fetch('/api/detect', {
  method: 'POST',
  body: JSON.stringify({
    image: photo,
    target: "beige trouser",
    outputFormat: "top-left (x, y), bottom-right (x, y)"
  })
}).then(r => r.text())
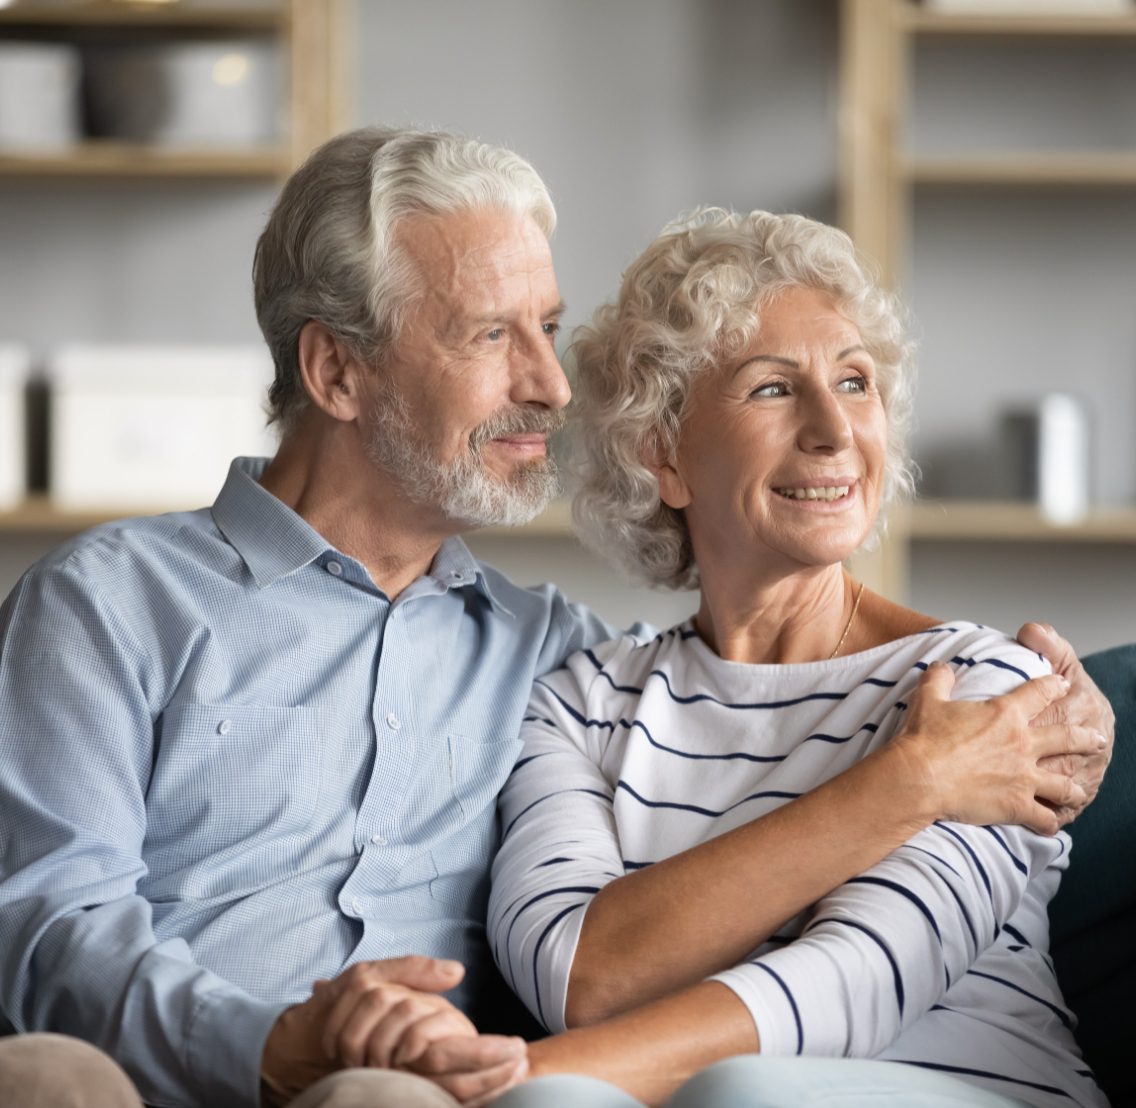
top-left (0, 1033), bottom-right (460, 1107)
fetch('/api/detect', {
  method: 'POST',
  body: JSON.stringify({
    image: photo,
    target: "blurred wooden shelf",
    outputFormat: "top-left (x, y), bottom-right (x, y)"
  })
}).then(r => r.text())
top-left (902, 7), bottom-right (1136, 38)
top-left (0, 3), bottom-right (284, 31)
top-left (906, 152), bottom-right (1136, 187)
top-left (908, 500), bottom-right (1136, 542)
top-left (0, 142), bottom-right (289, 178)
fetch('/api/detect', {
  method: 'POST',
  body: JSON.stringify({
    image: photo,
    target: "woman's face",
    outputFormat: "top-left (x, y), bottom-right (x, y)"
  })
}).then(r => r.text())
top-left (656, 285), bottom-right (888, 577)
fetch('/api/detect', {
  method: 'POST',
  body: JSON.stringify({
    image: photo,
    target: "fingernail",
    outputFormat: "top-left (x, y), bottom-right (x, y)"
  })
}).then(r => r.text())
top-left (1095, 732), bottom-right (1108, 749)
top-left (435, 958), bottom-right (463, 974)
top-left (1057, 675), bottom-right (1070, 689)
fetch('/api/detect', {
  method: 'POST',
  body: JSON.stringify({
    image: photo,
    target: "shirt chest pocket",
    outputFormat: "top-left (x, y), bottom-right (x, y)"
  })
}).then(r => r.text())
top-left (145, 702), bottom-right (324, 865)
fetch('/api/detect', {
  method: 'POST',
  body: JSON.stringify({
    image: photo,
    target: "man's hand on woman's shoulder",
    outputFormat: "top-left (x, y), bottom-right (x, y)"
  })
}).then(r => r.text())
top-left (1016, 621), bottom-right (1115, 826)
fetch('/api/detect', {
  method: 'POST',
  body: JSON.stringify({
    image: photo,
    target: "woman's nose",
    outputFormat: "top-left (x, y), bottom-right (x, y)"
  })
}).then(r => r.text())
top-left (797, 389), bottom-right (853, 453)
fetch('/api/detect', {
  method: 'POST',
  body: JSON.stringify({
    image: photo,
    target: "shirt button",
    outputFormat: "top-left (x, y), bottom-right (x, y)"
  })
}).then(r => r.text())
top-left (217, 719), bottom-right (232, 735)
top-left (386, 712), bottom-right (401, 730)
top-left (351, 897), bottom-right (364, 915)
top-left (370, 833), bottom-right (387, 846)
top-left (327, 560), bottom-right (343, 577)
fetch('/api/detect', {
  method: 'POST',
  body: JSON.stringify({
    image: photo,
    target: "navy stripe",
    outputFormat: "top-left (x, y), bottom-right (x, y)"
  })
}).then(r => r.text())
top-left (967, 969), bottom-right (1074, 1030)
top-left (983, 826), bottom-right (1029, 876)
top-left (937, 823), bottom-right (993, 903)
top-left (751, 962), bottom-right (804, 1054)
top-left (809, 916), bottom-right (904, 1017)
top-left (630, 718), bottom-right (786, 763)
top-left (622, 859), bottom-right (652, 870)
top-left (1001, 922), bottom-right (1031, 947)
top-left (897, 843), bottom-right (979, 951)
top-left (649, 668), bottom-right (849, 710)
top-left (503, 787), bottom-right (610, 839)
top-left (532, 902), bottom-right (586, 1029)
top-left (535, 856), bottom-right (573, 867)
top-left (981, 656), bottom-right (1034, 682)
top-left (848, 876), bottom-right (943, 945)
top-left (616, 778), bottom-right (799, 817)
top-left (803, 722), bottom-right (879, 746)
top-left (503, 884), bottom-right (600, 990)
top-left (586, 651), bottom-right (646, 694)
top-left (891, 1060), bottom-right (1072, 1099)
top-left (902, 844), bottom-right (963, 880)
top-left (510, 752), bottom-right (549, 773)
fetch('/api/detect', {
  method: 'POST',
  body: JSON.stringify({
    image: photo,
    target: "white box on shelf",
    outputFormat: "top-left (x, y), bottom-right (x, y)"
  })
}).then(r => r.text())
top-left (47, 345), bottom-right (277, 511)
top-left (0, 345), bottom-right (28, 511)
top-left (0, 43), bottom-right (80, 152)
top-left (83, 40), bottom-right (282, 148)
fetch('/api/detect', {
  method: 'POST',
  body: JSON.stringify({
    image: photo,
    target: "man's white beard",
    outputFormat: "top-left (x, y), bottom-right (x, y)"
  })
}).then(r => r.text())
top-left (365, 384), bottom-right (562, 527)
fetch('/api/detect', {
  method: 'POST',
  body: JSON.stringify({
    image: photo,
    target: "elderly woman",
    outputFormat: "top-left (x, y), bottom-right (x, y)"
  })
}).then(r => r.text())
top-left (487, 210), bottom-right (1107, 1108)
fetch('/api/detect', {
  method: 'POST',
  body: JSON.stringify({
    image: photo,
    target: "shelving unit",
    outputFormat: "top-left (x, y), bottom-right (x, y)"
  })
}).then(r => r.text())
top-left (0, 1), bottom-right (346, 176)
top-left (0, 0), bottom-right (347, 534)
top-left (838, 0), bottom-right (1136, 600)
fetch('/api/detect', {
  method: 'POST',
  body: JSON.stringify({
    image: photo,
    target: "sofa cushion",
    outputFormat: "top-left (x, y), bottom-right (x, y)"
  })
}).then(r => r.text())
top-left (1049, 642), bottom-right (1136, 1108)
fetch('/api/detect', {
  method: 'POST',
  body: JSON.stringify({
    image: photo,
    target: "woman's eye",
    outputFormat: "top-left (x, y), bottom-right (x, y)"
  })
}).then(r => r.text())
top-left (751, 381), bottom-right (788, 398)
top-left (838, 375), bottom-right (867, 393)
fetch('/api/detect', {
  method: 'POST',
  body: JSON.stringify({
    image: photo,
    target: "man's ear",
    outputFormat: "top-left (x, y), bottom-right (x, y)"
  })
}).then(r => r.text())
top-left (297, 320), bottom-right (367, 422)
top-left (643, 436), bottom-right (691, 511)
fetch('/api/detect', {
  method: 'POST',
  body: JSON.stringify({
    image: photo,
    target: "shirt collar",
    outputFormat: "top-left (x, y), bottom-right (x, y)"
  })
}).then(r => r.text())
top-left (212, 457), bottom-right (331, 588)
top-left (212, 457), bottom-right (513, 615)
top-left (429, 535), bottom-right (515, 617)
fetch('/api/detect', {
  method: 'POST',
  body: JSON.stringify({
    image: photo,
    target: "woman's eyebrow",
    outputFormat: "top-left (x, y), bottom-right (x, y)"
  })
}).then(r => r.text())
top-left (732, 344), bottom-right (868, 378)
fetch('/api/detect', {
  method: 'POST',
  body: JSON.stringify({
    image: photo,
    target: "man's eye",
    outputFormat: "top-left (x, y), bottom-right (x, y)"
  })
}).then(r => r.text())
top-left (485, 328), bottom-right (504, 342)
top-left (542, 321), bottom-right (561, 338)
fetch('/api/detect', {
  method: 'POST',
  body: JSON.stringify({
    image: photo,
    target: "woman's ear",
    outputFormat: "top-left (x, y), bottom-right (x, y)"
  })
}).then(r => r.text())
top-left (297, 321), bottom-right (367, 422)
top-left (643, 436), bottom-right (691, 511)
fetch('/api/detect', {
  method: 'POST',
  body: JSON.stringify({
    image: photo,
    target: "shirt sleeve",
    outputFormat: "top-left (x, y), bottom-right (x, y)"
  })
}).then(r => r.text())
top-left (487, 646), bottom-right (628, 1033)
top-left (712, 640), bottom-right (1070, 1058)
top-left (0, 562), bottom-right (285, 1108)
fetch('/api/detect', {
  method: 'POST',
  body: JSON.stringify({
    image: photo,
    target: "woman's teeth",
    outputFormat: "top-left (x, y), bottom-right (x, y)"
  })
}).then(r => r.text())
top-left (775, 486), bottom-right (850, 501)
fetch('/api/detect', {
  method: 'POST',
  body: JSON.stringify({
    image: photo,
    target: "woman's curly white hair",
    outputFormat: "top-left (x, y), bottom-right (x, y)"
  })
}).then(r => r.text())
top-left (570, 207), bottom-right (916, 591)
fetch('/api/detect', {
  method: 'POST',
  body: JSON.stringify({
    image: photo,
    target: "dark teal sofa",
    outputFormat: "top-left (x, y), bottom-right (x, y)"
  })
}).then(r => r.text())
top-left (1050, 643), bottom-right (1136, 1108)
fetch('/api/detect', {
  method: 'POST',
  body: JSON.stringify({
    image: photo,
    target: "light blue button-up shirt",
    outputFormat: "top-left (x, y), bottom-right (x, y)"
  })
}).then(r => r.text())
top-left (0, 458), bottom-right (617, 1108)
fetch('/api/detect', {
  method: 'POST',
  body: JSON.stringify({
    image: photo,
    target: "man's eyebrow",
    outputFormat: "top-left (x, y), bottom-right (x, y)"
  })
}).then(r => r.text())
top-left (732, 344), bottom-right (868, 377)
top-left (447, 300), bottom-right (568, 335)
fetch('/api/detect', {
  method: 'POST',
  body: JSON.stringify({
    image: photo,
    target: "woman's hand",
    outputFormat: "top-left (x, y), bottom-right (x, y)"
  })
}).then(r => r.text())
top-left (890, 662), bottom-right (1107, 836)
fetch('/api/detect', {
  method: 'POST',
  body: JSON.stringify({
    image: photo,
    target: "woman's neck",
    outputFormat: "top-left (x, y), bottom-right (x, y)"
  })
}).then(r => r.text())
top-left (694, 565), bottom-right (857, 665)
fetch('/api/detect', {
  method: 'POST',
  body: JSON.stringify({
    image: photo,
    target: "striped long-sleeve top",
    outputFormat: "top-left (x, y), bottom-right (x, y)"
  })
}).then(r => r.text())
top-left (488, 621), bottom-right (1107, 1108)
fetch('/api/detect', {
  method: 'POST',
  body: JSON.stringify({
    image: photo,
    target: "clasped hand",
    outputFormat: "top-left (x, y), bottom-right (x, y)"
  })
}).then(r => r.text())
top-left (261, 955), bottom-right (528, 1107)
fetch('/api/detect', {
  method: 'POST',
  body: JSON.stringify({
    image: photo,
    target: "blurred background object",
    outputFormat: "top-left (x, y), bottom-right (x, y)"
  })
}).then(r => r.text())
top-left (0, 0), bottom-right (1133, 649)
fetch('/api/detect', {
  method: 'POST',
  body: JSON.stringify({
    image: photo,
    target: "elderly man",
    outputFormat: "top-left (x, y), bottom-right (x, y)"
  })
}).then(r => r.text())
top-left (0, 128), bottom-right (1113, 1108)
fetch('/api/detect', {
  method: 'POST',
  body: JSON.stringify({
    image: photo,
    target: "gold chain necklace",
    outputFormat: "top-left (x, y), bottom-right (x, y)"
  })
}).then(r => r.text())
top-left (828, 581), bottom-right (865, 660)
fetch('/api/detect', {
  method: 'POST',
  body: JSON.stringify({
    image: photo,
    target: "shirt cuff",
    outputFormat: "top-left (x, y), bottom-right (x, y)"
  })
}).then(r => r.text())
top-left (711, 960), bottom-right (803, 1057)
top-left (187, 986), bottom-right (289, 1107)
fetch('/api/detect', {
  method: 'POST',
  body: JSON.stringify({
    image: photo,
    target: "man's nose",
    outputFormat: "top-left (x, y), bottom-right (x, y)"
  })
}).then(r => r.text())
top-left (512, 333), bottom-right (572, 411)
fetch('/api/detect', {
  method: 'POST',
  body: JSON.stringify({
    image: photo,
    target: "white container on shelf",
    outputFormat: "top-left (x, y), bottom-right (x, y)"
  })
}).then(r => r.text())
top-left (83, 40), bottom-right (282, 148)
top-left (0, 345), bottom-right (28, 511)
top-left (47, 345), bottom-right (277, 511)
top-left (0, 42), bottom-right (80, 152)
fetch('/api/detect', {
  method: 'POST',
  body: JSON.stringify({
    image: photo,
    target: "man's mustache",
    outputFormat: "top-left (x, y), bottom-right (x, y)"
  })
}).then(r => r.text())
top-left (469, 406), bottom-right (566, 452)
